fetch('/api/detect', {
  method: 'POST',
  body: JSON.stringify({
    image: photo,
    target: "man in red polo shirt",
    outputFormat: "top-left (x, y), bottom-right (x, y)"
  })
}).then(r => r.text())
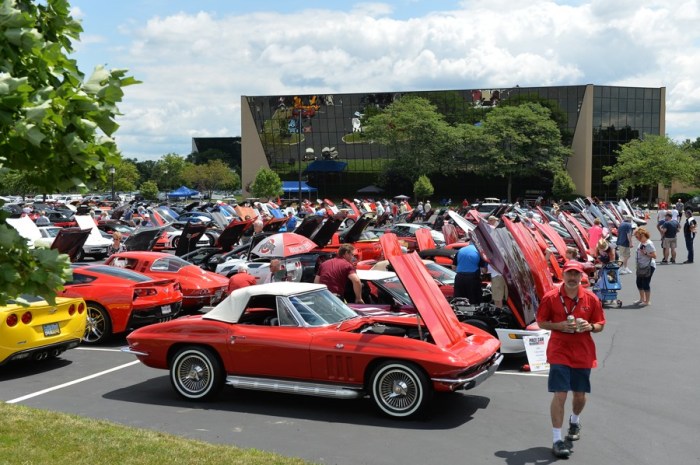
top-left (314, 244), bottom-right (364, 303)
top-left (537, 260), bottom-right (606, 459)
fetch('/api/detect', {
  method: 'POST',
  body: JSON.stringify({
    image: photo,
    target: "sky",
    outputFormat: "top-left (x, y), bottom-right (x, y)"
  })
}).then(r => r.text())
top-left (67, 0), bottom-right (700, 161)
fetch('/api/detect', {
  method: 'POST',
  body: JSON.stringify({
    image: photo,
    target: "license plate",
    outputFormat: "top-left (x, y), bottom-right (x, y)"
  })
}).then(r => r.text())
top-left (161, 305), bottom-right (171, 315)
top-left (43, 323), bottom-right (60, 337)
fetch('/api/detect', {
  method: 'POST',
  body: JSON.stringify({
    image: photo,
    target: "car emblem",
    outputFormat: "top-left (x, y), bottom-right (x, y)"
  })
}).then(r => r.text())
top-left (48, 307), bottom-right (57, 314)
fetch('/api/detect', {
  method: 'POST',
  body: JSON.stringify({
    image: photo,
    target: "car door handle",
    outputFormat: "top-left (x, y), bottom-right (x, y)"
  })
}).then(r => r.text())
top-left (229, 335), bottom-right (245, 343)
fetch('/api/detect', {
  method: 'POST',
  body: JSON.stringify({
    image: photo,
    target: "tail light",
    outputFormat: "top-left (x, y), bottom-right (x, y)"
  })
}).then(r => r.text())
top-left (69, 304), bottom-right (76, 315)
top-left (134, 288), bottom-right (157, 300)
top-left (21, 311), bottom-right (32, 324)
top-left (6, 314), bottom-right (18, 327)
top-left (78, 302), bottom-right (85, 314)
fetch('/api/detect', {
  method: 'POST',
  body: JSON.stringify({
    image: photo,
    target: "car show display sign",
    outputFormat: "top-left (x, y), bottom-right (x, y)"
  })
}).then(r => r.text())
top-left (523, 333), bottom-right (550, 372)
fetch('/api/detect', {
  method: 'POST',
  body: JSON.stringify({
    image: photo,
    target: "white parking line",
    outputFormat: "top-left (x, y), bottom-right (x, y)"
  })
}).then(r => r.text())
top-left (6, 360), bottom-right (140, 404)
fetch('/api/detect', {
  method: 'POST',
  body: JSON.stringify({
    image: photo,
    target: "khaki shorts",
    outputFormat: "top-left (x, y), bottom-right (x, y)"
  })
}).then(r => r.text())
top-left (490, 275), bottom-right (508, 304)
top-left (662, 237), bottom-right (677, 249)
top-left (619, 246), bottom-right (631, 259)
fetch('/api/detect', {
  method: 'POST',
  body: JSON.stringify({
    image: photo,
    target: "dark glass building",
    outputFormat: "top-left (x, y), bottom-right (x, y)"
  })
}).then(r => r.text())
top-left (241, 85), bottom-right (665, 200)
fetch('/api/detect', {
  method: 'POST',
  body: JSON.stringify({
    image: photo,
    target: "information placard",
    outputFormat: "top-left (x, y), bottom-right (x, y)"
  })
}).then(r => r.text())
top-left (523, 333), bottom-right (550, 372)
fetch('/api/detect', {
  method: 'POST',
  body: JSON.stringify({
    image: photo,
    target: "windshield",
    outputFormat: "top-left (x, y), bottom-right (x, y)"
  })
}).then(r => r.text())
top-left (425, 262), bottom-right (456, 285)
top-left (150, 256), bottom-right (191, 272)
top-left (376, 276), bottom-right (411, 304)
top-left (288, 289), bottom-right (358, 326)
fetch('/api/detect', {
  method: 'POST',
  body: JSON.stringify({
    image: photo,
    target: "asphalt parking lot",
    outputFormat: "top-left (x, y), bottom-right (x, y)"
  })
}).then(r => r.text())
top-left (2, 229), bottom-right (699, 465)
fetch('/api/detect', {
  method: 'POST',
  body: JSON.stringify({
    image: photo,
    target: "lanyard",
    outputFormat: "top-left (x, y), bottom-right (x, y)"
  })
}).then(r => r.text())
top-left (559, 293), bottom-right (578, 315)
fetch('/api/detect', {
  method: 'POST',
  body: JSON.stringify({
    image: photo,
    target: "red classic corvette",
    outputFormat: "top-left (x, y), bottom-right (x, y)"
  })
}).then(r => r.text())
top-left (59, 265), bottom-right (184, 343)
top-left (123, 250), bottom-right (502, 419)
top-left (105, 252), bottom-right (229, 312)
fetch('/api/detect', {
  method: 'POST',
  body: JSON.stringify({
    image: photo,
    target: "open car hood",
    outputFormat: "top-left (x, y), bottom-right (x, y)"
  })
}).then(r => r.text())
top-left (51, 228), bottom-right (91, 261)
top-left (471, 219), bottom-right (541, 328)
top-left (414, 227), bottom-right (436, 251)
top-left (216, 219), bottom-right (253, 252)
top-left (174, 221), bottom-right (207, 256)
top-left (124, 226), bottom-right (168, 251)
top-left (292, 215), bottom-right (323, 238)
top-left (310, 213), bottom-right (345, 247)
top-left (342, 198), bottom-right (361, 217)
top-left (380, 233), bottom-right (466, 349)
top-left (263, 217), bottom-right (288, 232)
top-left (341, 214), bottom-right (373, 244)
top-left (560, 212), bottom-right (589, 258)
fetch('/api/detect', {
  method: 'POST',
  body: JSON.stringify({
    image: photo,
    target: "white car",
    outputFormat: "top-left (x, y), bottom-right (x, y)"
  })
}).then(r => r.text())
top-left (72, 215), bottom-right (115, 260)
top-left (215, 257), bottom-right (303, 283)
top-left (7, 216), bottom-right (111, 261)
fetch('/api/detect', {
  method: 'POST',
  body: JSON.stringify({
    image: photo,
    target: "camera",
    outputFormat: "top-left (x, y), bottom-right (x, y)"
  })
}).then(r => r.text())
top-left (640, 244), bottom-right (646, 250)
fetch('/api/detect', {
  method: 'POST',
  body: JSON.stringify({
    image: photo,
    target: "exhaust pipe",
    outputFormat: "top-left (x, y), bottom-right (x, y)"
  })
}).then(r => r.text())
top-left (51, 349), bottom-right (61, 357)
top-left (35, 352), bottom-right (48, 361)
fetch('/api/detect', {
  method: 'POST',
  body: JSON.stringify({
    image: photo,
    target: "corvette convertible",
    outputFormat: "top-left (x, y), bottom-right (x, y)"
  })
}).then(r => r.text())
top-left (1, 296), bottom-right (87, 366)
top-left (123, 250), bottom-right (502, 419)
top-left (59, 265), bottom-right (184, 343)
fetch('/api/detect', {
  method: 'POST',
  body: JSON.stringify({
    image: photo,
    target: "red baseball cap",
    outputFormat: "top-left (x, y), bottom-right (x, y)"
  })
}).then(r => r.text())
top-left (562, 260), bottom-right (584, 273)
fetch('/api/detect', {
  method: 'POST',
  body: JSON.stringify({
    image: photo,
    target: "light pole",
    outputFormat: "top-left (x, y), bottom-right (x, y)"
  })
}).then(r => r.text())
top-left (297, 110), bottom-right (303, 204)
top-left (109, 166), bottom-right (115, 201)
top-left (163, 168), bottom-right (168, 204)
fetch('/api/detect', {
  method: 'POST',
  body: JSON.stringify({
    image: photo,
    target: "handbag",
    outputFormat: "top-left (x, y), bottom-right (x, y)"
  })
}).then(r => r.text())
top-left (636, 263), bottom-right (652, 277)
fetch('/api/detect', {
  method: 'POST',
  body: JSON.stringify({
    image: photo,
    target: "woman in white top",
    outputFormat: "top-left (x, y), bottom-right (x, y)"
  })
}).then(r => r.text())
top-left (633, 227), bottom-right (656, 306)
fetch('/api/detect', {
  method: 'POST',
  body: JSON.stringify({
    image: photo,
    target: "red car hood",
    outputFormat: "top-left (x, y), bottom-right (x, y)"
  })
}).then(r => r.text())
top-left (414, 228), bottom-right (436, 251)
top-left (51, 228), bottom-right (91, 261)
top-left (216, 219), bottom-right (253, 252)
top-left (381, 233), bottom-right (465, 348)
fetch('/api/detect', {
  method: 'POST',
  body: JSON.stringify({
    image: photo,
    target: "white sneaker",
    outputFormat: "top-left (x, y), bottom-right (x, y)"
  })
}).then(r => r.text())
top-left (620, 268), bottom-right (631, 275)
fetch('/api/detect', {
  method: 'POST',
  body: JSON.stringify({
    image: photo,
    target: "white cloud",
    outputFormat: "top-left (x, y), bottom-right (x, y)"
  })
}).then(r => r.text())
top-left (94, 1), bottom-right (700, 159)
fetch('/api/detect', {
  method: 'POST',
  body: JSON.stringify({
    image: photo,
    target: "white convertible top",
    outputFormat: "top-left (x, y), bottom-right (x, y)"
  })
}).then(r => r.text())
top-left (203, 282), bottom-right (326, 323)
top-left (355, 269), bottom-right (396, 281)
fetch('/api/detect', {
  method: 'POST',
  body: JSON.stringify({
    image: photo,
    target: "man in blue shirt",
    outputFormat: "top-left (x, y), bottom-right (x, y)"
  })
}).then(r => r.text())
top-left (617, 215), bottom-right (634, 274)
top-left (284, 211), bottom-right (297, 232)
top-left (660, 212), bottom-right (680, 263)
top-left (452, 241), bottom-right (487, 305)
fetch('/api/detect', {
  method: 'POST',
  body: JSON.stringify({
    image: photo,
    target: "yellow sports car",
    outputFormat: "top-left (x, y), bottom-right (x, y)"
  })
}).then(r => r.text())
top-left (1, 296), bottom-right (87, 366)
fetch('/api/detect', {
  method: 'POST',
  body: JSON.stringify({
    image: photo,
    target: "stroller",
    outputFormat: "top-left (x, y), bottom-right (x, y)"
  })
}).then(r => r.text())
top-left (592, 262), bottom-right (623, 307)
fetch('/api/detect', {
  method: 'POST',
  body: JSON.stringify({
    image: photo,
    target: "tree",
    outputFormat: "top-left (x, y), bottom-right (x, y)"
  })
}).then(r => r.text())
top-left (0, 0), bottom-right (137, 305)
top-left (139, 180), bottom-right (159, 201)
top-left (156, 153), bottom-right (187, 191)
top-left (181, 159), bottom-right (241, 198)
top-left (250, 168), bottom-right (283, 199)
top-left (551, 169), bottom-right (577, 199)
top-left (471, 103), bottom-right (572, 202)
top-left (603, 134), bottom-right (699, 204)
top-left (413, 175), bottom-right (434, 201)
top-left (363, 95), bottom-right (453, 184)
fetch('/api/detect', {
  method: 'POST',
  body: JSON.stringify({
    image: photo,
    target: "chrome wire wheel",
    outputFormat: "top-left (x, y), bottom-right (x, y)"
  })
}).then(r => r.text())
top-left (170, 347), bottom-right (223, 400)
top-left (370, 361), bottom-right (430, 418)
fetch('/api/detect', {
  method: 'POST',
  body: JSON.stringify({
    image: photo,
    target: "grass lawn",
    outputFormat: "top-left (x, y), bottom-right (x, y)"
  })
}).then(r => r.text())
top-left (0, 403), bottom-right (315, 465)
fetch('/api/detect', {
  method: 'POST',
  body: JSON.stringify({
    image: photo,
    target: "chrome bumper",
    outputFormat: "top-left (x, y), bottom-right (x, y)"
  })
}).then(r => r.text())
top-left (432, 353), bottom-right (504, 391)
top-left (121, 346), bottom-right (149, 357)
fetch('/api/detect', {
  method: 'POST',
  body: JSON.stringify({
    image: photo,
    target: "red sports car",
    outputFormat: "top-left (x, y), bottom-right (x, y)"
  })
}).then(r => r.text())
top-left (59, 265), bottom-right (184, 343)
top-left (123, 251), bottom-right (502, 419)
top-left (105, 252), bottom-right (229, 312)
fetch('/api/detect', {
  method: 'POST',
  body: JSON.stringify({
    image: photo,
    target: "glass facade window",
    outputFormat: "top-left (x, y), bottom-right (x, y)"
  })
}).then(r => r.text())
top-left (244, 85), bottom-right (662, 199)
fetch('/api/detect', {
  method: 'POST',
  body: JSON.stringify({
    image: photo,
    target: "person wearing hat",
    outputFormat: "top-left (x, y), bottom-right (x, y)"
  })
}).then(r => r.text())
top-left (536, 260), bottom-right (606, 459)
top-left (617, 214), bottom-right (634, 274)
top-left (659, 211), bottom-right (680, 263)
top-left (682, 209), bottom-right (696, 264)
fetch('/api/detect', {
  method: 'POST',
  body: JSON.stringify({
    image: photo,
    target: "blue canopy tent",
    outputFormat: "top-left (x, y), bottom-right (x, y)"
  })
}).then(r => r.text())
top-left (282, 181), bottom-right (317, 195)
top-left (168, 185), bottom-right (200, 198)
